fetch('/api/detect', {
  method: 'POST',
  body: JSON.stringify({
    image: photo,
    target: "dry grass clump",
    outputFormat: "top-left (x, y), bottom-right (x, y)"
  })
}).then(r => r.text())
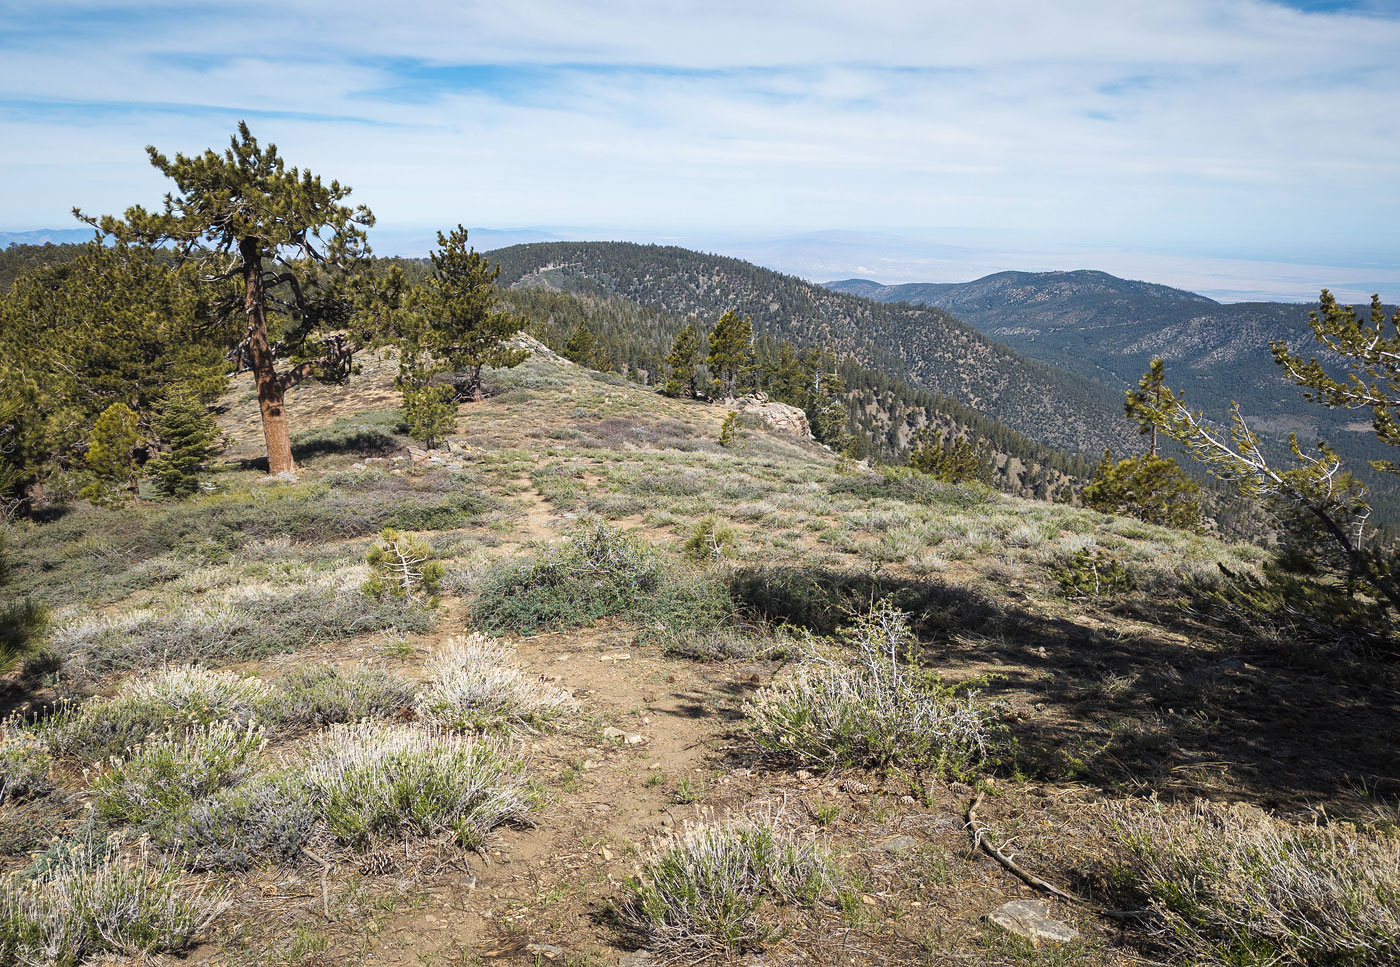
top-left (415, 636), bottom-right (572, 734)
top-left (745, 602), bottom-right (996, 777)
top-left (1105, 798), bottom-right (1400, 966)
top-left (305, 723), bottom-right (531, 851)
top-left (93, 720), bottom-right (267, 826)
top-left (0, 831), bottom-right (222, 966)
top-left (46, 664), bottom-right (268, 762)
top-left (169, 771), bottom-right (320, 871)
top-left (0, 728), bottom-right (53, 806)
top-left (259, 663), bottom-right (417, 730)
top-left (618, 809), bottom-right (838, 964)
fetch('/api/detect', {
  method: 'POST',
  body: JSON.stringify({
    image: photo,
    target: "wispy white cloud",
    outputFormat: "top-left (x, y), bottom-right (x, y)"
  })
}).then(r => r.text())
top-left (1, 0), bottom-right (1397, 298)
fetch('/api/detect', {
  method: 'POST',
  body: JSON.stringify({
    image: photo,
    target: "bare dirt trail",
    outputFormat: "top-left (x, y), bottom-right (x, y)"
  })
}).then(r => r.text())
top-left (352, 625), bottom-right (770, 966)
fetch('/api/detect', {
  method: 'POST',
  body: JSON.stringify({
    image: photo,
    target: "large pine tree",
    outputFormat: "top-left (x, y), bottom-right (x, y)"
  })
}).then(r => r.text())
top-left (706, 310), bottom-right (754, 399)
top-left (405, 226), bottom-right (526, 402)
top-left (79, 123), bottom-right (378, 475)
top-left (662, 325), bottom-right (703, 398)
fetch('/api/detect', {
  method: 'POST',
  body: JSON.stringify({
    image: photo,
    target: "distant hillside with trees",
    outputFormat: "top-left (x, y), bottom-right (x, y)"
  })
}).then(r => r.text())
top-left (488, 242), bottom-right (1135, 459)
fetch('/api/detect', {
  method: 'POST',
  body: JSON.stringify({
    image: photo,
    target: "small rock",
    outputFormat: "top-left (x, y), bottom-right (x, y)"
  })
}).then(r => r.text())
top-left (619, 952), bottom-right (655, 967)
top-left (880, 835), bottom-right (921, 855)
top-left (986, 899), bottom-right (1079, 944)
top-left (624, 732), bottom-right (646, 745)
top-left (602, 727), bottom-right (626, 741)
top-left (648, 763), bottom-right (662, 770)
top-left (525, 942), bottom-right (566, 961)
top-left (600, 653), bottom-right (632, 662)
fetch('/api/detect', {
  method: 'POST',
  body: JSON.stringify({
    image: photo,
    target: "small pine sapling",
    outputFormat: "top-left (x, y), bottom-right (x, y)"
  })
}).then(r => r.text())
top-left (719, 412), bottom-right (744, 449)
top-left (79, 402), bottom-right (142, 505)
top-left (148, 392), bottom-right (221, 497)
top-left (363, 528), bottom-right (444, 604)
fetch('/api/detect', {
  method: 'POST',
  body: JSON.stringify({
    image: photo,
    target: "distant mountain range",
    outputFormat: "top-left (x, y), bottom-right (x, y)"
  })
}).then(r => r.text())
top-left (825, 270), bottom-right (1400, 517)
top-left (489, 242), bottom-right (1135, 458)
top-left (823, 270), bottom-right (1328, 433)
top-left (0, 229), bottom-right (94, 248)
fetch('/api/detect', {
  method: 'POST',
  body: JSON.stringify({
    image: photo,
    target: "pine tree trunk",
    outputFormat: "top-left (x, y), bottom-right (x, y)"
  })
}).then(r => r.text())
top-left (241, 242), bottom-right (297, 475)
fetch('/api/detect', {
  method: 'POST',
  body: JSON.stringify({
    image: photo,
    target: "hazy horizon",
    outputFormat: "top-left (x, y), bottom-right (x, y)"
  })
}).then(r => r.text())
top-left (4, 222), bottom-right (1393, 305)
top-left (3, 0), bottom-right (1398, 306)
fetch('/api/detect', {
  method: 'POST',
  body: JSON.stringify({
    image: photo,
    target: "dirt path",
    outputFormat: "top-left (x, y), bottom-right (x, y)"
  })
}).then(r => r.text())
top-left (347, 626), bottom-right (762, 965)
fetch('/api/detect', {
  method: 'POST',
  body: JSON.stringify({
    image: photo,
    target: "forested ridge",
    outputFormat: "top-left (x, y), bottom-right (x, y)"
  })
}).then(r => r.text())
top-left (488, 242), bottom-right (1136, 458)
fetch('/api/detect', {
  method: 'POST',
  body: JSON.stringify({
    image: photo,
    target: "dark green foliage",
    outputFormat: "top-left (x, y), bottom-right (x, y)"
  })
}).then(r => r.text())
top-left (404, 225), bottom-right (527, 404)
top-left (1052, 549), bottom-right (1135, 598)
top-left (147, 393), bottom-right (221, 498)
top-left (662, 324), bottom-right (703, 398)
top-left (562, 322), bottom-right (605, 369)
top-left (906, 428), bottom-right (995, 485)
top-left (1082, 449), bottom-right (1202, 530)
top-left (78, 402), bottom-right (141, 506)
top-left (718, 411), bottom-right (744, 449)
top-left (81, 122), bottom-right (380, 475)
top-left (0, 241), bottom-right (88, 292)
top-left (0, 243), bottom-right (228, 504)
top-left (0, 533), bottom-right (46, 674)
top-left (402, 384), bottom-right (458, 448)
top-left (706, 309), bottom-right (754, 398)
top-left (725, 563), bottom-right (1003, 638)
top-left (473, 520), bottom-right (732, 635)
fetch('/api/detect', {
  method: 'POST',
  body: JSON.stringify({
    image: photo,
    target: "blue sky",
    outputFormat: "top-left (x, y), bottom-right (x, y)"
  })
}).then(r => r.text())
top-left (1, 0), bottom-right (1398, 301)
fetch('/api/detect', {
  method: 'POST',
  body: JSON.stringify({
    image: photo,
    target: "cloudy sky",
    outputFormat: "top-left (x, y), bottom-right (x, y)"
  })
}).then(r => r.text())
top-left (2, 0), bottom-right (1398, 300)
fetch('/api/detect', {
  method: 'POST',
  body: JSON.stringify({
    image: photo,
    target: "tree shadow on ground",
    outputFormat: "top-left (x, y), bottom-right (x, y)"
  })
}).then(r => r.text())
top-left (727, 563), bottom-right (1400, 813)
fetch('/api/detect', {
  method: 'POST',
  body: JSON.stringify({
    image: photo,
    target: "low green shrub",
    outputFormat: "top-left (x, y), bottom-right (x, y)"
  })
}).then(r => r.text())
top-left (168, 771), bottom-right (319, 871)
top-left (259, 664), bottom-right (417, 730)
top-left (475, 519), bottom-right (732, 635)
top-left (682, 517), bottom-right (736, 563)
top-left (745, 602), bottom-right (996, 776)
top-left (93, 720), bottom-right (267, 826)
top-left (416, 636), bottom-right (572, 734)
top-left (619, 812), bottom-right (837, 961)
top-left (362, 528), bottom-right (444, 602)
top-left (1051, 548), bottom-right (1136, 598)
top-left (305, 723), bottom-right (531, 851)
top-left (0, 831), bottom-right (221, 966)
top-left (1105, 799), bottom-right (1400, 966)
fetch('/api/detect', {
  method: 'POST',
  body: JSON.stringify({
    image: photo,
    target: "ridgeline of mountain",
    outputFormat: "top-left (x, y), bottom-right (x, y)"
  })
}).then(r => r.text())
top-left (826, 269), bottom-right (1400, 521)
top-left (488, 242), bottom-right (1134, 458)
top-left (823, 270), bottom-right (1325, 433)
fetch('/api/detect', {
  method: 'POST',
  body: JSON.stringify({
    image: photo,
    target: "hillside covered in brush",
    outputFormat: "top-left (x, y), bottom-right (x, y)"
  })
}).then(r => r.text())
top-left (488, 242), bottom-right (1134, 458)
top-left (498, 284), bottom-right (1094, 497)
top-left (827, 270), bottom-right (1400, 520)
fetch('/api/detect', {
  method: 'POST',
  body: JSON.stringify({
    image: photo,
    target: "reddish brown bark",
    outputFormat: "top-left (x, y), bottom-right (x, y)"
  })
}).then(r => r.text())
top-left (241, 240), bottom-right (296, 476)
